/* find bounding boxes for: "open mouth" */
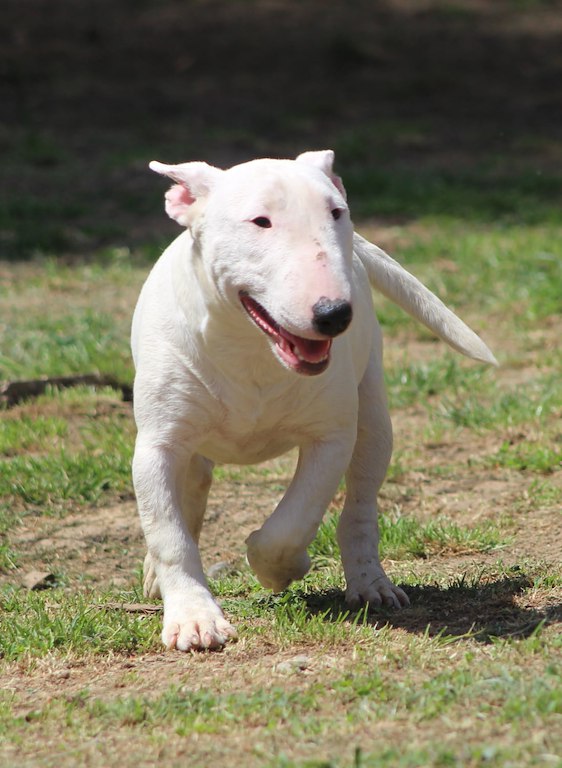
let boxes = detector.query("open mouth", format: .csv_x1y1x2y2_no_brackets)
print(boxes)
240,293,332,375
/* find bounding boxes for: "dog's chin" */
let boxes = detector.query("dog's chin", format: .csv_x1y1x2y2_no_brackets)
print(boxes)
240,293,332,376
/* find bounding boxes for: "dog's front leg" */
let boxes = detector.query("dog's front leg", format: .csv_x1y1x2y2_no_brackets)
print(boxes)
338,351,410,610
133,438,236,651
246,435,355,592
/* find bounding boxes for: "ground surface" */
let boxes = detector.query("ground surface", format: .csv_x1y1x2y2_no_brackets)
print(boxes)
1,1,561,766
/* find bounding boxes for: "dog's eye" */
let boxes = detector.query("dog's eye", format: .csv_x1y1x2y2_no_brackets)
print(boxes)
251,217,272,229
331,208,343,221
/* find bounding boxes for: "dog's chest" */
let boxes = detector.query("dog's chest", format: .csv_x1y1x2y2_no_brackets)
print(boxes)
199,384,310,464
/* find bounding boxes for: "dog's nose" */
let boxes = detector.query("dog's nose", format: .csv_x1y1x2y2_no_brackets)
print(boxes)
312,297,353,337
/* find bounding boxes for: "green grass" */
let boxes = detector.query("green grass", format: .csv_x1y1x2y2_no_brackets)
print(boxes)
373,222,562,334
0,442,132,511
346,168,562,227
310,510,502,565
0,414,68,455
0,306,134,382
384,357,491,409
0,390,134,517
0,614,559,766
524,478,562,507
432,374,561,431
0,587,159,661
486,440,562,474
1,311,129,380
0,257,141,381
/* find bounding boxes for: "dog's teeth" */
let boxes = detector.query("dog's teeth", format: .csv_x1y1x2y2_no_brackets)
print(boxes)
293,347,329,365
280,338,292,355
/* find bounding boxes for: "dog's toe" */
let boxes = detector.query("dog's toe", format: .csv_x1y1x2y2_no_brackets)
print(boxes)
162,601,237,652
345,572,410,611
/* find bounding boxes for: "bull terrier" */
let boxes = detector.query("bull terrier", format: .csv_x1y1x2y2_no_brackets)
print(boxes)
131,150,496,651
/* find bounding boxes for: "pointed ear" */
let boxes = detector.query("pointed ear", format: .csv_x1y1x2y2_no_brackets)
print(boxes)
149,160,223,226
295,149,347,200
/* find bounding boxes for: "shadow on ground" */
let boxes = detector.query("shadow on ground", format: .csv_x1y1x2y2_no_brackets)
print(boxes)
302,572,562,642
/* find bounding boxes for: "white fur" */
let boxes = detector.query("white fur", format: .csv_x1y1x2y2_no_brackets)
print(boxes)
132,150,496,650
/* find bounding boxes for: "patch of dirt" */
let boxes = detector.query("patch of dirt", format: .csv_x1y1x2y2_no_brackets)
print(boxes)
7,503,143,590
1,458,297,591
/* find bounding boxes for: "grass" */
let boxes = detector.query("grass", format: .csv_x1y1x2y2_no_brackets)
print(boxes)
311,511,503,565
486,440,562,474
384,357,491,410
0,258,141,382
346,167,562,228
0,414,68,455
0,388,134,516
0,604,559,766
0,587,159,661
430,373,562,431
1,157,561,768
372,221,562,335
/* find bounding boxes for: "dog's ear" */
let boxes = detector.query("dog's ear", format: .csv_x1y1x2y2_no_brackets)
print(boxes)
295,150,347,200
149,160,223,226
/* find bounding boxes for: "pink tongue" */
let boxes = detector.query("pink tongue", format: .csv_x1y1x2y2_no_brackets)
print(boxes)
281,329,332,364
296,337,331,363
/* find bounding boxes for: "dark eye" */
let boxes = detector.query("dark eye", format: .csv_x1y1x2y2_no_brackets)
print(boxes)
331,208,343,220
252,216,272,228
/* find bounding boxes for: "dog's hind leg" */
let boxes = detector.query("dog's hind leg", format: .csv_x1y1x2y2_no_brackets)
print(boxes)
143,453,214,599
337,346,410,610
246,433,356,593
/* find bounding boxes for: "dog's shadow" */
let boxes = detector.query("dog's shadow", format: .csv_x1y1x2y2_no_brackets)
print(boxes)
301,571,561,642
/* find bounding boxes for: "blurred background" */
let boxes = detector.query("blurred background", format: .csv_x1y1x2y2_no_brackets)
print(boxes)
1,0,562,260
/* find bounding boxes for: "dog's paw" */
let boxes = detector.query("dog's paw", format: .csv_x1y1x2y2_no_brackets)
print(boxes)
162,594,237,651
143,552,161,599
345,568,410,610
246,530,311,592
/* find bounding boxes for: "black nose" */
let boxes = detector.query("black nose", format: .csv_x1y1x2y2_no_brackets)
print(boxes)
312,297,353,337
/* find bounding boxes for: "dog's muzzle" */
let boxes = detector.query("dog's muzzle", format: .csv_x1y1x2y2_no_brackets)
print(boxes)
240,293,344,376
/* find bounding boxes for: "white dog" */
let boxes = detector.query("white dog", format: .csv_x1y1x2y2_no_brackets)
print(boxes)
131,150,496,651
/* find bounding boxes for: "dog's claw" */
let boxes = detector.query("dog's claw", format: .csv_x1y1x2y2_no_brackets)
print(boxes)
158,584,237,652
345,572,410,611
162,613,237,652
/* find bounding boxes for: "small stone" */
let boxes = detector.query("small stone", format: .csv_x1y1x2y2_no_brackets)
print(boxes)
52,669,71,681
276,655,311,674
21,571,57,590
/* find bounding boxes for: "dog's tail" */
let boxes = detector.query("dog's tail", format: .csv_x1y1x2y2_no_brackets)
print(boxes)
354,233,498,365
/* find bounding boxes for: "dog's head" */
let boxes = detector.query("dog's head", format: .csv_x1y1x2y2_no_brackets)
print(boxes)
150,151,354,376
